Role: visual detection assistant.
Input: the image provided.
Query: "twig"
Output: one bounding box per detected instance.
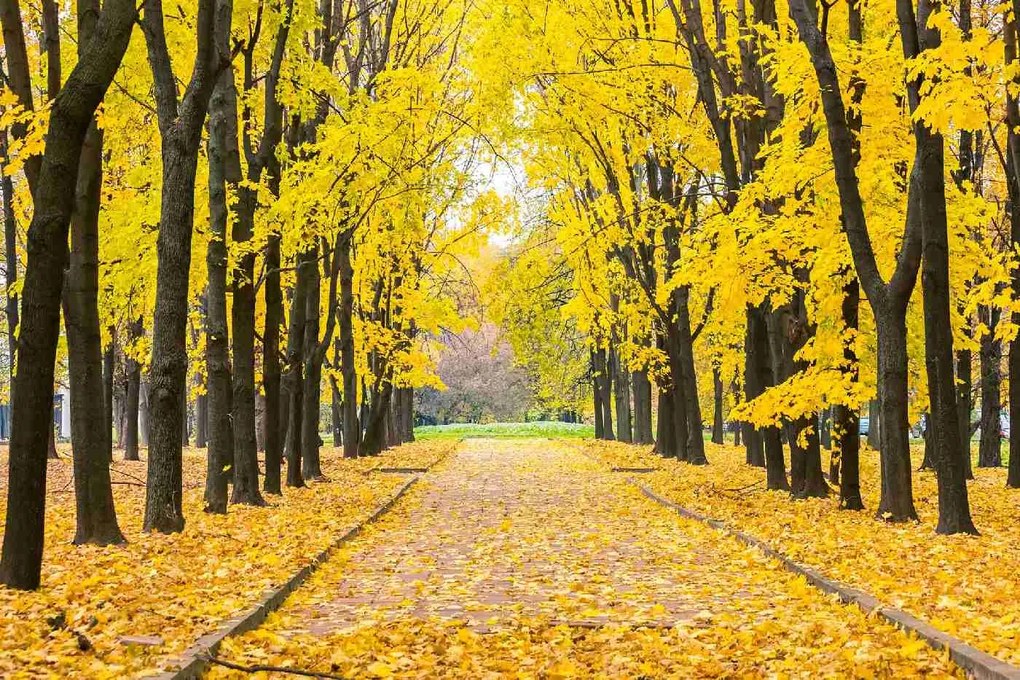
[110,468,147,485]
[204,653,348,679]
[721,479,764,493]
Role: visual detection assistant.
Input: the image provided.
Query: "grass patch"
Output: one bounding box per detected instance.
[414,421,594,439]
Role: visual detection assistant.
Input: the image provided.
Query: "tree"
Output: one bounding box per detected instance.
[0,0,139,589]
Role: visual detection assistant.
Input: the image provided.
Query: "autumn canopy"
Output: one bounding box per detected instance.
[0,0,1019,674]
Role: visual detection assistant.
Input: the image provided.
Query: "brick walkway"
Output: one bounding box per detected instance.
[208,439,958,677]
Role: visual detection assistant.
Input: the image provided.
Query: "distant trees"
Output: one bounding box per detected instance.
[416,325,532,424]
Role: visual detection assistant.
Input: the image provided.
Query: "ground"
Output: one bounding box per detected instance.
[0,440,457,677]
[205,439,960,678]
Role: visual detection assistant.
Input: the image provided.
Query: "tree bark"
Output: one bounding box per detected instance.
[978,304,1002,466]
[123,320,142,461]
[63,57,124,543]
[1005,17,1020,489]
[263,231,283,493]
[284,251,310,486]
[1,133,17,403]
[202,25,237,514]
[195,392,208,448]
[631,368,653,444]
[142,0,221,533]
[103,330,115,461]
[0,0,138,589]
[611,346,631,443]
[711,366,724,444]
[956,348,974,478]
[747,305,786,488]
[301,244,324,478]
[836,278,864,510]
[338,232,359,458]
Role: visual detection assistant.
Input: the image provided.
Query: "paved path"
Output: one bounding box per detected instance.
[208,440,957,677]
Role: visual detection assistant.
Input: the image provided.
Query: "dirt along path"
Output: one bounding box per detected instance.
[205,439,960,678]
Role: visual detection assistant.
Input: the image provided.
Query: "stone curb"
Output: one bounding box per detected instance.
[152,475,421,680]
[634,481,1020,680]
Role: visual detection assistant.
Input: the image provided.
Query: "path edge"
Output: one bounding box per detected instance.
[634,481,1020,680]
[152,474,421,680]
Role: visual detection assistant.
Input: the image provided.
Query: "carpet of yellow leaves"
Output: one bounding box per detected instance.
[0,439,456,678]
[206,440,961,679]
[584,439,1020,666]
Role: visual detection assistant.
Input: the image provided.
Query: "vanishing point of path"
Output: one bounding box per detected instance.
[206,440,958,678]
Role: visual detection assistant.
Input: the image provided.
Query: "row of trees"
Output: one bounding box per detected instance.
[0,0,485,589]
[489,0,1019,532]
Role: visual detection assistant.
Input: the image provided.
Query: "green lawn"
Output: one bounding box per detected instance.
[413,421,595,439]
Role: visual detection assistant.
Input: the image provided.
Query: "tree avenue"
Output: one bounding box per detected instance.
[0,0,1016,632]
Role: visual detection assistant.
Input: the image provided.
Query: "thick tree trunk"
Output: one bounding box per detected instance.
[874,312,918,520]
[747,305,787,488]
[142,0,219,532]
[914,121,976,534]
[867,399,881,450]
[631,368,653,444]
[63,111,124,545]
[676,287,707,463]
[203,65,236,514]
[978,305,1002,466]
[0,0,138,589]
[654,387,674,456]
[361,383,394,456]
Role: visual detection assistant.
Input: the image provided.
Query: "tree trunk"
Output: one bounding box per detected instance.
[747,305,787,488]
[978,305,1002,466]
[141,0,220,533]
[228,143,262,506]
[676,287,707,463]
[711,367,724,444]
[631,368,653,444]
[262,231,283,493]
[301,244,324,479]
[594,347,614,440]
[1007,18,1020,489]
[103,330,115,462]
[655,389,674,459]
[593,355,604,439]
[836,277,864,509]
[611,347,631,443]
[284,251,311,487]
[338,234,359,458]
[956,348,974,479]
[330,375,342,446]
[0,0,138,589]
[874,312,918,521]
[867,399,881,450]
[195,392,208,448]
[63,107,124,545]
[914,118,976,533]
[123,322,142,461]
[1,133,17,404]
[203,63,236,514]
